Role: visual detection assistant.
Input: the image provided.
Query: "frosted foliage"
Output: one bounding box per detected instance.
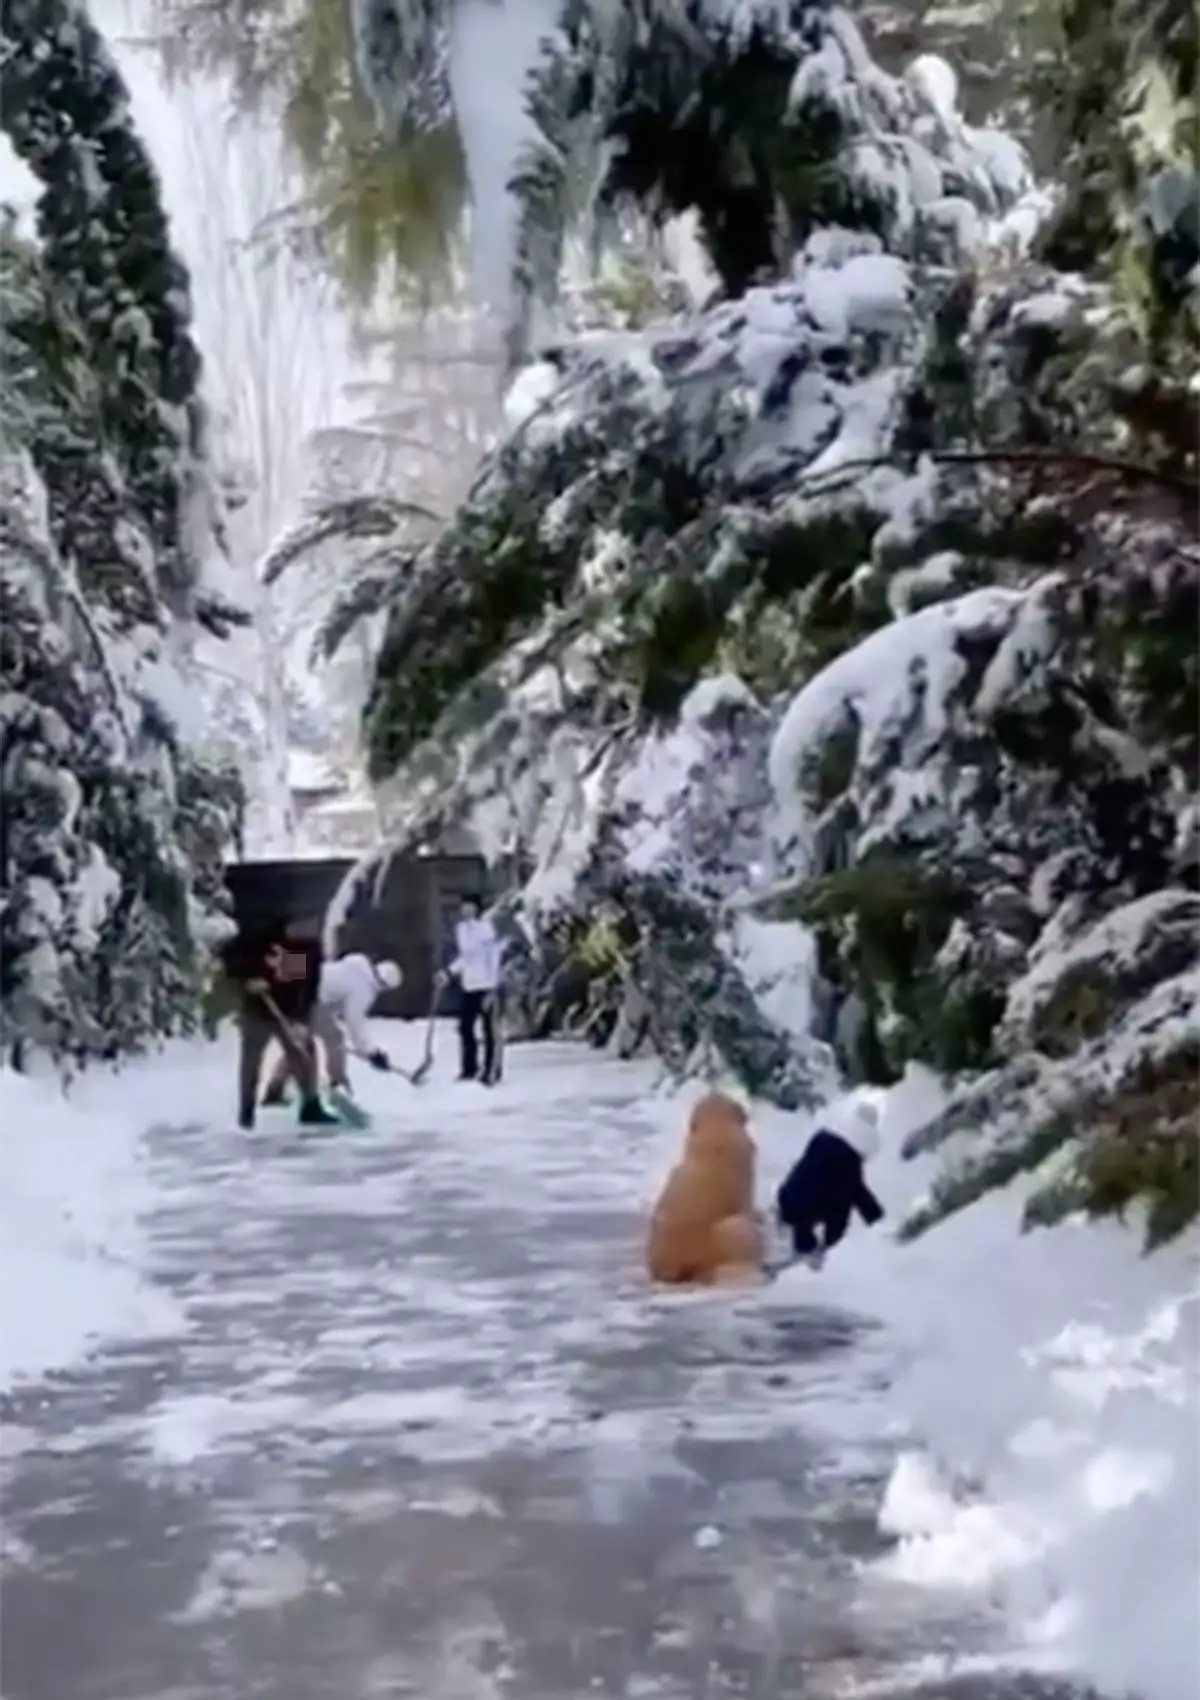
[2,0,227,627]
[905,964,1200,1245]
[615,679,773,902]
[0,452,124,1051]
[494,236,925,507]
[357,43,1035,1099]
[351,0,450,134]
[768,582,1043,864]
[523,735,621,916]
[357,0,1193,1181]
[0,0,251,1064]
[0,309,228,1060]
[789,15,1031,252]
[999,892,1200,1050]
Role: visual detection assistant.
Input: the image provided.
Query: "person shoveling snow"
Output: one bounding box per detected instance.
[262,953,402,1110]
[222,919,339,1132]
[768,1095,886,1274]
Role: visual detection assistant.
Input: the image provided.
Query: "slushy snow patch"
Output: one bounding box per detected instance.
[0,1068,180,1390]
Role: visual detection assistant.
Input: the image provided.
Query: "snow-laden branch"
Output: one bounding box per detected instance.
[312,546,424,662]
[256,495,441,586]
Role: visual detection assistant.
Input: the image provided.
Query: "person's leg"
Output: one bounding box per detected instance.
[458,991,480,1080]
[313,1005,349,1090]
[261,1040,294,1106]
[287,1017,339,1125]
[480,994,497,1083]
[238,1002,274,1129]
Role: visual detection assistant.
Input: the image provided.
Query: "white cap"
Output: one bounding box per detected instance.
[375,960,403,991]
[825,1094,881,1161]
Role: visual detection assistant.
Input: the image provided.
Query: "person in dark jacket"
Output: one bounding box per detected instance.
[774,1096,885,1270]
[221,917,338,1131]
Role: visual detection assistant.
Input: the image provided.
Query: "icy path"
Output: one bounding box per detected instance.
[1,1038,1085,1699]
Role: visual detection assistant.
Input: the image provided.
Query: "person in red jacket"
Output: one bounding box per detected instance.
[221,917,339,1131]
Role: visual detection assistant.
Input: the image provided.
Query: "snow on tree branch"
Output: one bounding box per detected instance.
[257,496,441,587]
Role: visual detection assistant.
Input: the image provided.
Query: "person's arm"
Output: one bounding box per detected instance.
[853,1176,885,1227]
[484,920,504,988]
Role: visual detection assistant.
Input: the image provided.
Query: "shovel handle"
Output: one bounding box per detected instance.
[257,989,313,1071]
[349,1046,420,1085]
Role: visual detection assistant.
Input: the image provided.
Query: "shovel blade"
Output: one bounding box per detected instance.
[326,1086,373,1129]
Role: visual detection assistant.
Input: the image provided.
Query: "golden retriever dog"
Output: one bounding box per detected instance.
[646,1091,764,1286]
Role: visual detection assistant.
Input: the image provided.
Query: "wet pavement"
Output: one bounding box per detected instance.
[0,1044,1088,1699]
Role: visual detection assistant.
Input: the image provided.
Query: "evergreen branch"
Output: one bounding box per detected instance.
[768,446,1200,508]
[257,496,440,586]
[1,0,224,604]
[899,1116,1076,1241]
[931,447,1200,501]
[311,564,409,661]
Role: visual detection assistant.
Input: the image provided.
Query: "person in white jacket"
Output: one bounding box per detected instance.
[441,895,502,1083]
[262,952,401,1103]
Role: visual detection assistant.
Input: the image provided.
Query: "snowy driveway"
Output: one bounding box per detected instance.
[1,1038,1082,1699]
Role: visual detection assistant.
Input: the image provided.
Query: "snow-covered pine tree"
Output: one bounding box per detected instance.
[1,0,239,633]
[871,0,1200,1247]
[338,0,1198,1245]
[0,4,245,1067]
[335,2,1027,1103]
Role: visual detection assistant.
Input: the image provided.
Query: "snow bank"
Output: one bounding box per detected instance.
[0,1068,180,1390]
[758,1069,1199,1700]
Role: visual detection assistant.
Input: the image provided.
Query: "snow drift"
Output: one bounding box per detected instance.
[0,1067,181,1389]
[755,1068,1200,1700]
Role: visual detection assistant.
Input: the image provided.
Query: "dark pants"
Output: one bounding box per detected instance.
[238,998,317,1127]
[458,990,496,1081]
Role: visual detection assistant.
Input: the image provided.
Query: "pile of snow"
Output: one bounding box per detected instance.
[757,1068,1199,1700]
[0,1067,181,1390]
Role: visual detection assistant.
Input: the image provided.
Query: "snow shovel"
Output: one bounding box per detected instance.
[258,990,370,1131]
[401,981,442,1087]
[323,1084,373,1132]
[347,1048,425,1089]
[343,985,441,1090]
